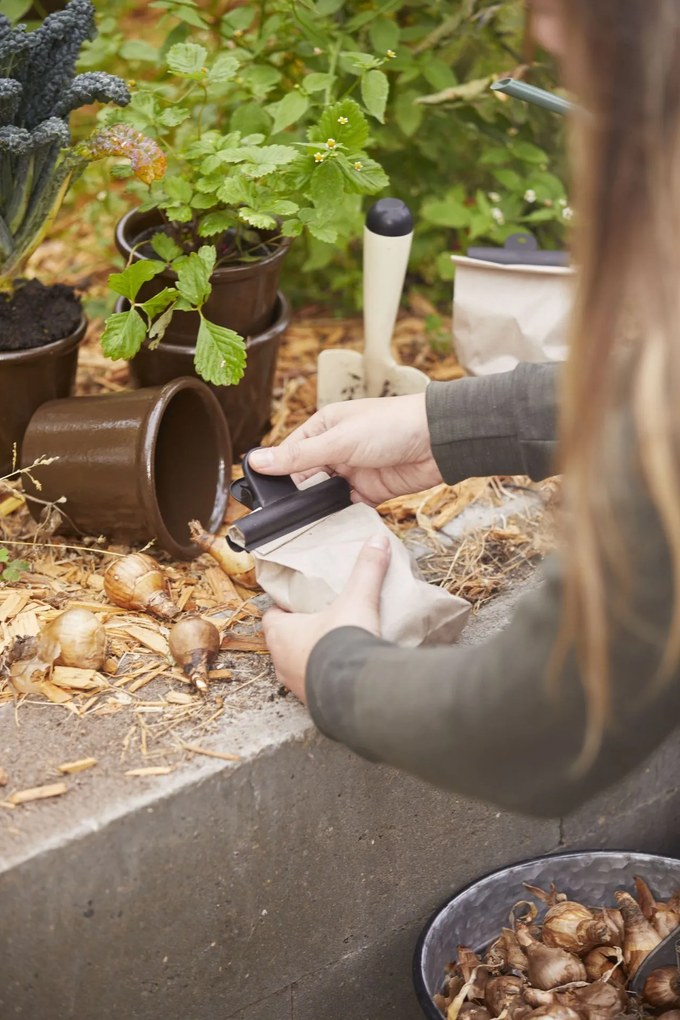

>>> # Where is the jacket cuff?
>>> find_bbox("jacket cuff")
[306,626,387,760]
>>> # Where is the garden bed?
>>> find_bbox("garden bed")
[0,206,556,815]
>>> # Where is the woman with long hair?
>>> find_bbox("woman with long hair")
[252,0,680,816]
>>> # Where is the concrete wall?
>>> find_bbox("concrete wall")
[1,581,679,1020]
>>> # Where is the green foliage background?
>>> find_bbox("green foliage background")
[8,0,570,313]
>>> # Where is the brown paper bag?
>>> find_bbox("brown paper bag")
[452,255,575,375]
[253,502,470,646]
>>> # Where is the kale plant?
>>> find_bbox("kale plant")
[0,0,136,290]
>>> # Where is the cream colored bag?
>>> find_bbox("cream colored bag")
[253,502,470,647]
[452,254,575,375]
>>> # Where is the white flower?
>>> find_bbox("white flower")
[524,189,537,204]
[562,205,574,221]
[488,191,501,203]
[491,208,505,225]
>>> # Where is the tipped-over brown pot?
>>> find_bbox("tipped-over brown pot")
[21,377,232,560]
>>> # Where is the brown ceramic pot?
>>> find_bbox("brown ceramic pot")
[0,315,85,477]
[115,207,291,344]
[125,292,291,456]
[21,377,232,560]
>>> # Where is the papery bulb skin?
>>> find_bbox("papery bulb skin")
[168,616,220,693]
[542,902,594,953]
[524,942,587,991]
[189,521,258,589]
[527,1006,582,1020]
[583,946,625,986]
[642,968,680,1010]
[570,979,627,1020]
[484,974,525,1015]
[614,890,662,977]
[39,608,106,670]
[104,553,180,619]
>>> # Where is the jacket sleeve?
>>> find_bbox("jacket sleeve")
[426,362,559,484]
[304,366,680,818]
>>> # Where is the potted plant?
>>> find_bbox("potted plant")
[99,36,390,452]
[0,0,151,475]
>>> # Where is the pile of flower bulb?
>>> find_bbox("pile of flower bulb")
[435,878,680,1020]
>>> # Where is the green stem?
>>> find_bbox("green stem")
[6,154,35,236]
[0,212,14,262]
[324,40,341,106]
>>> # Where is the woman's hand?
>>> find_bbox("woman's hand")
[249,393,443,506]
[263,535,391,701]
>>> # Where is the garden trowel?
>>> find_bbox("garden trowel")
[316,198,430,407]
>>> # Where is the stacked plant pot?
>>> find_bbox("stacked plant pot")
[116,208,292,456]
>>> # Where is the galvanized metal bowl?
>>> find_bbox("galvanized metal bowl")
[413,850,680,1019]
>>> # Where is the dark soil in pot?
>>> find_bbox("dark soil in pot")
[0,279,82,352]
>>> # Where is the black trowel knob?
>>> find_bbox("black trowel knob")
[365,198,413,237]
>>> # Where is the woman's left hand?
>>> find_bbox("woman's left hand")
[262,534,391,702]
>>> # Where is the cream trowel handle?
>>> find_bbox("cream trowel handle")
[363,199,413,398]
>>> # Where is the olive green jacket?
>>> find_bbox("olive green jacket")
[305,364,680,818]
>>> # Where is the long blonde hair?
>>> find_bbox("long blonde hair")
[557,0,680,767]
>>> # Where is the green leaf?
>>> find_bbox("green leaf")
[198,211,237,237]
[120,39,159,62]
[239,208,277,230]
[216,178,252,205]
[157,106,190,128]
[101,310,147,360]
[369,18,400,53]
[221,5,255,31]
[310,159,344,206]
[208,53,239,83]
[308,99,369,149]
[268,200,299,216]
[1,0,31,24]
[511,141,549,165]
[0,546,29,582]
[335,154,389,194]
[315,0,344,14]
[303,73,331,94]
[175,252,212,307]
[197,246,217,277]
[361,70,389,123]
[164,177,193,203]
[108,260,166,301]
[268,91,309,134]
[436,251,456,282]
[147,304,177,348]
[422,198,470,229]
[166,42,208,76]
[195,318,247,386]
[230,103,273,137]
[141,288,177,320]
[150,232,182,262]
[423,58,457,92]
[308,220,338,244]
[393,89,423,137]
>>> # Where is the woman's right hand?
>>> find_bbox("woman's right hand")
[248,393,444,506]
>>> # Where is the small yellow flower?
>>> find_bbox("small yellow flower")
[313,47,323,56]
[234,28,244,38]
[353,161,363,171]
[325,138,337,148]
[314,152,326,163]
[337,116,349,125]
[386,49,397,58]
[126,79,136,89]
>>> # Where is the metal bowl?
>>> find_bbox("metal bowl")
[413,850,680,1019]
